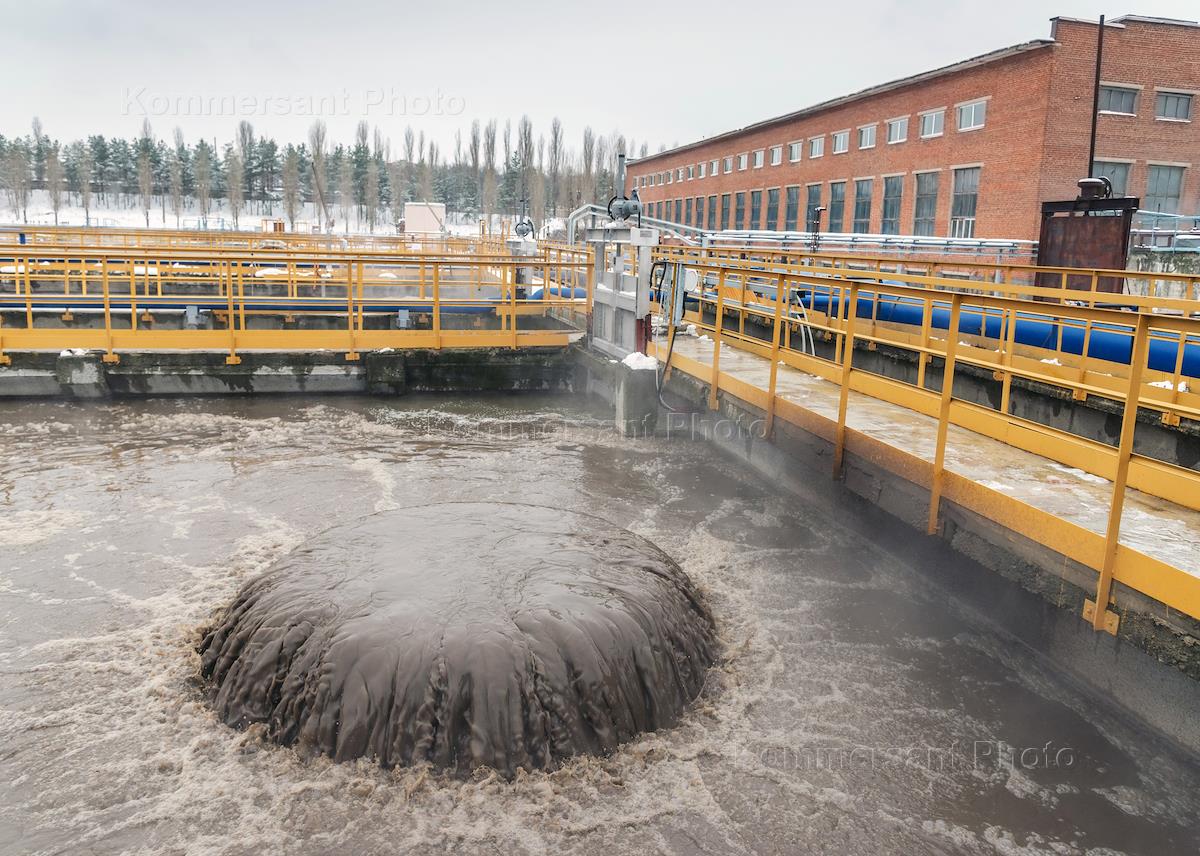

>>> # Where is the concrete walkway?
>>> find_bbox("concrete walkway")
[663,332,1200,578]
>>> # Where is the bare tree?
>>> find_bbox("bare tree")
[387,161,404,230]
[168,152,183,227]
[547,117,564,217]
[195,145,212,228]
[46,148,64,225]
[282,147,300,230]
[308,120,331,231]
[226,150,244,228]
[78,147,93,225]
[338,156,353,234]
[138,150,153,227]
[364,159,379,232]
[2,148,31,222]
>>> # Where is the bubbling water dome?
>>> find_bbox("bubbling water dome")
[198,502,716,778]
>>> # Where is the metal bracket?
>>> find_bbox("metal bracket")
[102,353,120,365]
[1082,598,1120,635]
[225,355,241,366]
[1072,389,1088,402]
[1162,412,1181,428]
[345,352,361,362]
[0,355,10,366]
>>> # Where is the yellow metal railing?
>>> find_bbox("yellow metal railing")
[659,244,1200,305]
[652,253,1200,633]
[0,243,593,365]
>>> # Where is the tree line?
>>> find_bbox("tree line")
[0,116,653,231]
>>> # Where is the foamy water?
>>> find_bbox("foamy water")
[1,396,1197,855]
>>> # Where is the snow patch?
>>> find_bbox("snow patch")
[622,352,659,371]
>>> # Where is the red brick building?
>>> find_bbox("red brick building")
[627,15,1199,242]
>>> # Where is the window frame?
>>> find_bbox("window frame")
[809,136,824,158]
[886,116,909,144]
[787,141,803,163]
[769,145,783,166]
[737,153,749,171]
[857,124,877,150]
[1155,89,1194,122]
[831,129,850,154]
[918,109,945,139]
[1098,84,1140,116]
[723,156,733,175]
[752,149,765,169]
[956,99,988,132]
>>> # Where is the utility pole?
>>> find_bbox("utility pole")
[1087,14,1106,177]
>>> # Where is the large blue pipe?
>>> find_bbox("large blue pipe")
[679,282,1199,380]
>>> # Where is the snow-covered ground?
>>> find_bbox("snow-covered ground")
[2,190,493,238]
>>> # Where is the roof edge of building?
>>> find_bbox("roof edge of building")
[629,38,1055,167]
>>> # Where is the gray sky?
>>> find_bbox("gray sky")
[4,0,1197,154]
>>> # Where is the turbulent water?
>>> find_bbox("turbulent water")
[199,503,715,776]
[2,395,1199,856]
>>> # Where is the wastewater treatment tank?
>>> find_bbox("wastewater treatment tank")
[2,396,1200,855]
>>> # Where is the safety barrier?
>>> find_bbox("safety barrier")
[653,252,1200,632]
[0,243,592,364]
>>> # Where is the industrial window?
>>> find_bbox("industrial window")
[685,197,692,225]
[886,117,908,144]
[913,172,939,236]
[707,195,717,230]
[881,175,903,234]
[805,184,822,230]
[667,171,672,185]
[735,192,746,229]
[1156,91,1193,121]
[950,167,980,238]
[687,165,695,180]
[738,153,749,171]
[674,198,683,223]
[919,110,944,138]
[655,201,662,220]
[784,186,800,231]
[1099,85,1138,115]
[677,168,685,181]
[720,193,731,229]
[753,150,765,168]
[698,162,706,179]
[750,190,762,228]
[858,125,877,149]
[957,100,987,131]
[832,131,850,154]
[788,141,802,162]
[827,181,846,233]
[710,159,719,176]
[1145,165,1185,213]
[770,145,783,166]
[809,137,824,158]
[723,157,733,174]
[766,188,779,230]
[1092,161,1131,197]
[852,179,873,233]
[696,197,704,226]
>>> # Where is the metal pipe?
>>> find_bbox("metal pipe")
[1088,15,1106,177]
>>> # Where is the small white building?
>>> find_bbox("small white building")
[403,202,446,234]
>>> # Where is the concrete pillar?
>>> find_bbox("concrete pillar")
[54,351,110,399]
[615,362,659,437]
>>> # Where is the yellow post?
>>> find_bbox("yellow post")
[225,260,241,365]
[833,283,860,477]
[23,254,33,329]
[433,261,442,350]
[765,273,785,438]
[101,258,118,363]
[509,260,518,349]
[345,262,360,361]
[1087,313,1152,634]
[999,305,1017,415]
[926,293,964,535]
[708,270,726,410]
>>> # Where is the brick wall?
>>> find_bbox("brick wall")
[627,15,1199,242]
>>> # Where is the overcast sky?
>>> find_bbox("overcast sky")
[4,1,1197,155]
